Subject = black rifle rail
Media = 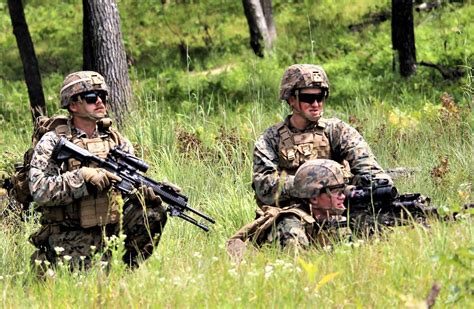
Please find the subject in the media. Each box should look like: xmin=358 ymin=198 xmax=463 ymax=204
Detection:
xmin=52 ymin=137 xmax=215 ymax=232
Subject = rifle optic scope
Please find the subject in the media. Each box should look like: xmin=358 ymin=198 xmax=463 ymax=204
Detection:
xmin=346 ymin=184 xmax=398 ymax=204
xmin=110 ymin=147 xmax=149 ymax=173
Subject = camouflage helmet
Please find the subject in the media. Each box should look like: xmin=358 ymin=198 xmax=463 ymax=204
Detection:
xmin=292 ymin=159 xmax=345 ymax=199
xmin=279 ymin=64 xmax=330 ymax=101
xmin=59 ymin=71 xmax=109 ymax=109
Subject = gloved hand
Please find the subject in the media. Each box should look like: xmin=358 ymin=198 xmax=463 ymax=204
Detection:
xmin=140 ymin=186 xmax=163 ymax=207
xmin=161 ymin=180 xmax=182 ymax=194
xmin=80 ymin=167 xmax=121 ymax=191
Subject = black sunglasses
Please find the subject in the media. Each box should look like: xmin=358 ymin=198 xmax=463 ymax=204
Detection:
xmin=298 ymin=92 xmax=325 ymax=104
xmin=80 ymin=91 xmax=107 ymax=104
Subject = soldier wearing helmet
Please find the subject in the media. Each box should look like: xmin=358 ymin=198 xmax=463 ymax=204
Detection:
xmin=252 ymin=64 xmax=392 ymax=208
xmin=227 ymin=159 xmax=350 ymax=257
xmin=28 ymin=71 xmax=170 ymax=276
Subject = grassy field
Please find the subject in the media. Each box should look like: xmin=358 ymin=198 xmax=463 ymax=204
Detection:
xmin=0 ymin=0 xmax=473 ymax=307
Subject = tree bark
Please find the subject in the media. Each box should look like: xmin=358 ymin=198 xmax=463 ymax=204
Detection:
xmin=84 ymin=0 xmax=132 ymax=128
xmin=242 ymin=0 xmax=275 ymax=57
xmin=7 ymin=0 xmax=46 ymax=121
xmin=392 ymin=0 xmax=417 ymax=77
xmin=260 ymin=0 xmax=276 ymax=42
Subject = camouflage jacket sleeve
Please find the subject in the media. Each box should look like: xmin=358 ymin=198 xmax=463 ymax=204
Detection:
xmin=325 ymin=118 xmax=392 ymax=185
xmin=29 ymin=132 xmax=88 ymax=206
xmin=252 ymin=126 xmax=294 ymax=205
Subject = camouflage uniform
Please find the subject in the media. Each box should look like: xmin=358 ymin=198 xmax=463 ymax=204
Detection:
xmin=228 ymin=159 xmax=351 ymax=257
xmin=253 ymin=116 xmax=390 ymax=206
xmin=29 ymin=125 xmax=167 ymax=270
xmin=253 ymin=64 xmax=391 ymax=206
xmin=28 ymin=71 xmax=167 ymax=272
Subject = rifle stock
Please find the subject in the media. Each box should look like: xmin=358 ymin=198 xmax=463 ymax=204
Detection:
xmin=52 ymin=137 xmax=215 ymax=232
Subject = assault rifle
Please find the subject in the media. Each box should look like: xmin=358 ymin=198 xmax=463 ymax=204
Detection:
xmin=344 ymin=178 xmax=437 ymax=223
xmin=52 ymin=137 xmax=215 ymax=232
xmin=317 ymin=179 xmax=439 ymax=234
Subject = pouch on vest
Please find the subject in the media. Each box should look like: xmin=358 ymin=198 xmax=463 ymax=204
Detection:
xmin=278 ymin=122 xmax=331 ymax=174
xmin=79 ymin=192 xmax=120 ymax=228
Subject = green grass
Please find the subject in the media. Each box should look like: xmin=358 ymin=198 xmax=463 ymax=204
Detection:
xmin=0 ymin=0 xmax=473 ymax=307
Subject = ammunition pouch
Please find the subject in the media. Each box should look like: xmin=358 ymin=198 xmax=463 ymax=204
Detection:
xmin=78 ymin=192 xmax=120 ymax=228
xmin=277 ymin=119 xmax=332 ymax=174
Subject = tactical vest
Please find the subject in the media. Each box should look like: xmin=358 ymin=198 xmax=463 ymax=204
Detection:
xmin=228 ymin=205 xmax=316 ymax=246
xmin=41 ymin=121 xmax=124 ymax=228
xmin=277 ymin=119 xmax=332 ymax=175
xmin=227 ymin=205 xmax=349 ymax=249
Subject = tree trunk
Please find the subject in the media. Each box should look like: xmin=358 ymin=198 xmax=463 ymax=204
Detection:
xmin=260 ymin=0 xmax=276 ymax=42
xmin=82 ymin=0 xmax=93 ymax=70
xmin=392 ymin=0 xmax=417 ymax=77
xmin=242 ymin=0 xmax=275 ymax=57
xmin=84 ymin=0 xmax=132 ymax=128
xmin=7 ymin=0 xmax=46 ymax=121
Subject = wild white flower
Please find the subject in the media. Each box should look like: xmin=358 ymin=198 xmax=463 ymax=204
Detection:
xmin=247 ymin=270 xmax=259 ymax=277
xmin=45 ymin=269 xmax=56 ymax=279
xmin=90 ymin=245 xmax=97 ymax=251
xmin=303 ymin=287 xmax=310 ymax=292
xmin=264 ymin=265 xmax=273 ymax=280
xmin=211 ymin=256 xmax=219 ymax=262
xmin=16 ymin=271 xmax=24 ymax=276
xmin=44 ymin=260 xmax=51 ymax=266
xmin=228 ymin=268 xmax=238 ymax=277
xmin=159 ymin=277 xmax=166 ymax=283
xmin=63 ymin=255 xmax=72 ymax=262
xmin=34 ymin=259 xmax=43 ymax=266
xmin=193 ymin=252 xmax=202 ymax=258
xmin=197 ymin=274 xmax=205 ymax=280
xmin=80 ymin=256 xmax=86 ymax=261
xmin=57 ymin=261 xmax=64 ymax=267
xmin=0 ymin=276 xmax=3 ymax=280
xmin=54 ymin=246 xmax=65 ymax=254
xmin=323 ymin=245 xmax=332 ymax=252
xmin=172 ymin=276 xmax=182 ymax=285
xmin=100 ymin=261 xmax=109 ymax=268
xmin=235 ymin=297 xmax=242 ymax=302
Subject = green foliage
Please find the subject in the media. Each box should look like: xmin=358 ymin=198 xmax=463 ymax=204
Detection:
xmin=0 ymin=0 xmax=473 ymax=307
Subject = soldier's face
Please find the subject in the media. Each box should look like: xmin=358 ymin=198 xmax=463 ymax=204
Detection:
xmin=70 ymin=91 xmax=107 ymax=119
xmin=310 ymin=188 xmax=346 ymax=216
xmin=289 ymin=88 xmax=325 ymax=122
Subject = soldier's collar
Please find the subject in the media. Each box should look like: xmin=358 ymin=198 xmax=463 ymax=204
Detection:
xmin=285 ymin=116 xmax=319 ymax=133
xmin=71 ymin=126 xmax=100 ymax=138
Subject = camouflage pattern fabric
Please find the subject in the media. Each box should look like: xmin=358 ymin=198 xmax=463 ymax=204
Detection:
xmin=292 ymin=159 xmax=346 ymax=199
xmin=60 ymin=71 xmax=109 ymax=108
xmin=279 ymin=64 xmax=330 ymax=100
xmin=29 ymin=128 xmax=133 ymax=205
xmin=266 ymin=214 xmax=311 ymax=248
xmin=253 ymin=116 xmax=392 ymax=206
xmin=28 ymin=123 xmax=166 ymax=273
xmin=30 ymin=198 xmax=167 ymax=272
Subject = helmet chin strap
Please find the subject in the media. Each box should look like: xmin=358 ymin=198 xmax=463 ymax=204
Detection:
xmin=293 ymin=89 xmax=324 ymax=122
xmin=72 ymin=111 xmax=105 ymax=122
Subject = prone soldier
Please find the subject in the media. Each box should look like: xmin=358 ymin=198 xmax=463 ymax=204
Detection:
xmin=228 ymin=159 xmax=350 ymax=258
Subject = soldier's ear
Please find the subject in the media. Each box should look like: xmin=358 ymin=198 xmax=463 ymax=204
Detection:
xmin=288 ymin=95 xmax=298 ymax=107
xmin=69 ymin=101 xmax=80 ymax=113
